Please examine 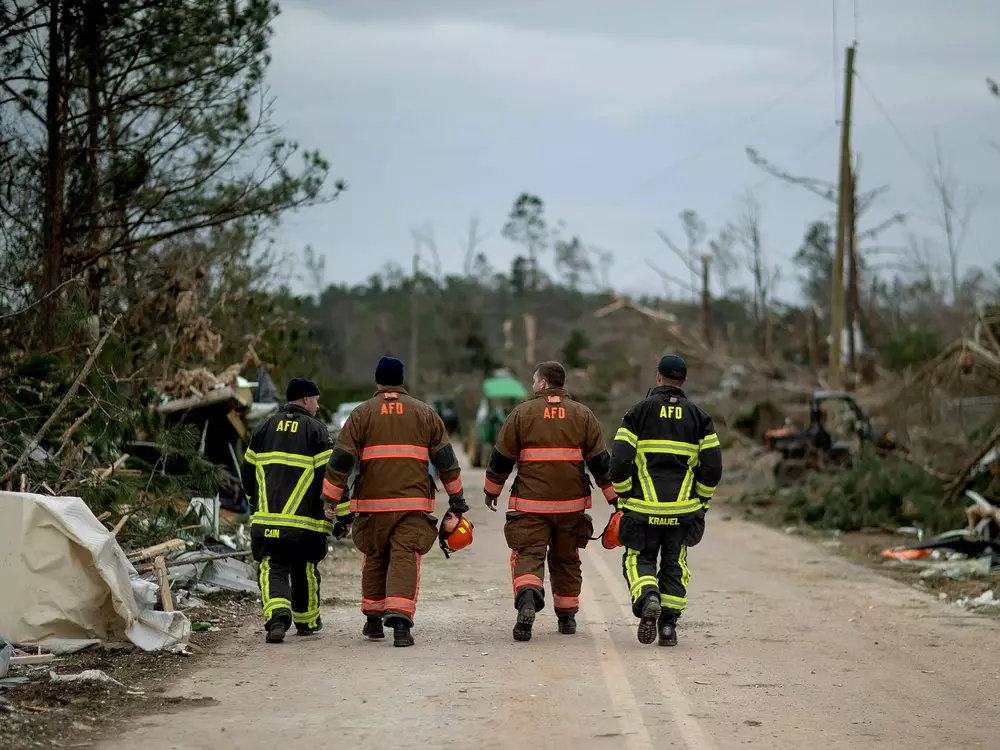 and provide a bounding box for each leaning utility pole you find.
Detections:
[409,243,420,395]
[829,44,856,383]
